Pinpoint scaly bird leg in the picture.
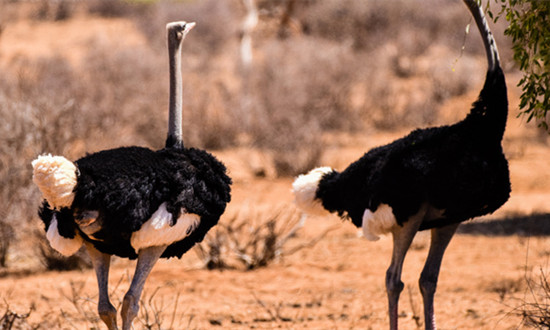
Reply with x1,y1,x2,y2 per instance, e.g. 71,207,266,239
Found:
386,205,427,330
419,223,459,330
121,245,167,330
85,241,118,330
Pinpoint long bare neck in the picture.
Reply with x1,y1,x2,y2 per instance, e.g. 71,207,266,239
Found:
463,0,500,72
462,0,508,142
166,26,184,149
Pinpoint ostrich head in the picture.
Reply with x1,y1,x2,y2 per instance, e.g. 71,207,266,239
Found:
292,166,334,216
167,21,196,45
32,154,77,209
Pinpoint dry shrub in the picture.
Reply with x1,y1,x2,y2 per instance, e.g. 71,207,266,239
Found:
0,55,100,268
295,0,470,54
0,59,82,267
195,207,335,270
0,223,14,268
6,56,84,154
252,37,360,132
296,0,395,51
0,98,34,267
292,0,498,131
485,277,525,303
86,0,144,18
77,42,167,149
248,37,361,175
363,46,482,130
137,287,184,330
516,268,550,329
0,303,35,330
56,277,184,329
195,208,304,270
59,280,104,329
266,118,323,177
33,0,75,21
180,70,240,150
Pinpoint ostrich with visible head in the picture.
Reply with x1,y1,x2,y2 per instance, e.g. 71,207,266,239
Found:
32,22,231,330
292,1,509,329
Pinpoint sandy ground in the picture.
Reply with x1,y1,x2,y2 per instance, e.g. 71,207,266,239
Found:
1,10,550,330
2,137,550,329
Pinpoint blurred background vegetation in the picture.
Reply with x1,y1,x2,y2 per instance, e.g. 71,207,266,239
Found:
0,0,534,271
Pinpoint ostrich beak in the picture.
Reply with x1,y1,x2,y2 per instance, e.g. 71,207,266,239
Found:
185,22,196,32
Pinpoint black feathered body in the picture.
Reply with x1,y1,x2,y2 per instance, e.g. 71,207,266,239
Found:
316,68,510,231
39,146,231,259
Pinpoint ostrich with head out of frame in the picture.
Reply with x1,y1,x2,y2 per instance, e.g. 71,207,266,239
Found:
32,21,232,330
292,1,510,329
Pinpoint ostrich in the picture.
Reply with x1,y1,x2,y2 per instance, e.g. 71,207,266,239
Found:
32,22,231,330
292,1,509,329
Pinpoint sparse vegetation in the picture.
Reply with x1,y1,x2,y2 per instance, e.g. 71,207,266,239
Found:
486,277,525,302
0,303,34,330
137,287,183,330
195,207,337,270
515,268,550,328
55,278,186,330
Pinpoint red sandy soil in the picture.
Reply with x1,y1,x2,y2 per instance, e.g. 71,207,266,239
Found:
2,128,549,329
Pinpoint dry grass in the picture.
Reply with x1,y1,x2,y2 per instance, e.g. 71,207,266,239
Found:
0,303,34,330
514,268,550,329
55,277,186,329
195,207,337,271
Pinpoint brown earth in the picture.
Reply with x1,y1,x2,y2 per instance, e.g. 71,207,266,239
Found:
1,10,550,330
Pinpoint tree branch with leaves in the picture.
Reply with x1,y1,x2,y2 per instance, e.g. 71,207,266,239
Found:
487,0,550,131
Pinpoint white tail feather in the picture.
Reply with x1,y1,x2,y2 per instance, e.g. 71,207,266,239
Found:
292,167,333,216
32,154,77,209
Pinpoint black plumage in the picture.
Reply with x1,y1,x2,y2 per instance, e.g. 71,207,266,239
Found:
317,68,510,230
38,146,231,259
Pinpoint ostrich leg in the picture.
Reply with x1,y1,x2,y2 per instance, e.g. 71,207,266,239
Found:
121,245,167,330
85,241,118,330
386,205,427,330
419,223,459,330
